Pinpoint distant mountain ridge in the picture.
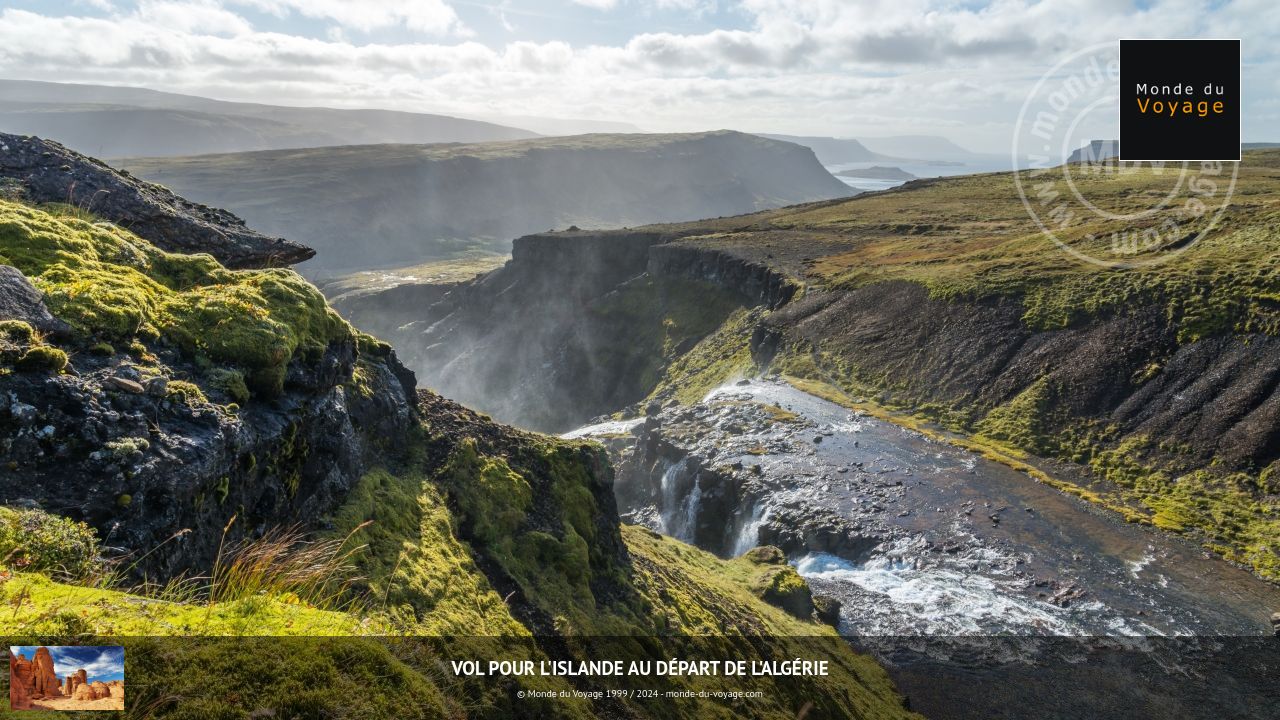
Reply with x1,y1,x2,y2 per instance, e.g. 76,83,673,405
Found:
758,134,889,164
0,79,537,156
759,133,992,166
119,130,855,275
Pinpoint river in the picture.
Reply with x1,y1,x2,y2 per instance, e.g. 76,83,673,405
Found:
567,377,1280,718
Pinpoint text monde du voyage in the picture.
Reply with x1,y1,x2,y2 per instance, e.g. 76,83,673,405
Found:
1135,82,1228,118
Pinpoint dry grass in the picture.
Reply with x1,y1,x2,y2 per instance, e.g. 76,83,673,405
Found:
208,517,372,611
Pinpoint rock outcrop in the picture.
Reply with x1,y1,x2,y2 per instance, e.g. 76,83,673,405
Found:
31,647,61,698
65,668,87,697
9,671,30,709
10,652,33,705
0,265,70,338
0,149,418,578
0,133,313,268
8,647,63,705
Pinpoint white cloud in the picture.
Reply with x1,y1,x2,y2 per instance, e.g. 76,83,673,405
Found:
229,0,467,35
49,649,123,683
569,0,620,9
137,0,253,36
0,1,1274,151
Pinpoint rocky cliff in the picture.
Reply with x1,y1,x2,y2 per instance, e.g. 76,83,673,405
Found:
0,209,417,579
378,224,777,431
389,152,1280,581
0,139,416,577
357,204,824,433
119,131,855,274
0,140,918,720
0,133,312,267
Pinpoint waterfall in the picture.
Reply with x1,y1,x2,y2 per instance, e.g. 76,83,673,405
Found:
658,458,689,535
676,477,702,543
732,504,768,557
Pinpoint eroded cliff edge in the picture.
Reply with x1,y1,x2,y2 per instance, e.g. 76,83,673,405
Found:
0,137,917,720
365,155,1280,581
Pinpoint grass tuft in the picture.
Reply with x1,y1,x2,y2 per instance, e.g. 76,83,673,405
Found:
209,520,372,612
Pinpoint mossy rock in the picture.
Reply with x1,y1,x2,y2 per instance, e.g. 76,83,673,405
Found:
166,380,208,405
207,367,250,404
0,199,355,400
0,319,35,344
1259,462,1280,495
356,332,393,358
14,345,67,373
751,565,814,619
742,544,786,565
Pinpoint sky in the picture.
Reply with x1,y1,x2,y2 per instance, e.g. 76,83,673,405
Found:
10,646,125,684
0,0,1275,153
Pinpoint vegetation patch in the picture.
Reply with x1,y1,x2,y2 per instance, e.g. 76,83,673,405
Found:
0,507,101,581
646,308,759,406
327,466,529,636
14,345,67,373
0,199,356,399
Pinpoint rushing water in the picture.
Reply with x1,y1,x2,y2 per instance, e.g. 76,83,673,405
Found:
576,378,1280,637
560,417,644,439
567,378,1280,718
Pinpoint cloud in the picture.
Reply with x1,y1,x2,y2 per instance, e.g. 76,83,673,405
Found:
0,1,1274,151
137,0,253,36
228,0,467,35
569,0,620,9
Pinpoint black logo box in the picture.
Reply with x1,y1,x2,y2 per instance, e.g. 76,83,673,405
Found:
1119,39,1240,161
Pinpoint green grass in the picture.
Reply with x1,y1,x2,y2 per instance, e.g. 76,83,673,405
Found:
646,307,758,406
326,466,531,637
0,199,356,397
0,572,375,636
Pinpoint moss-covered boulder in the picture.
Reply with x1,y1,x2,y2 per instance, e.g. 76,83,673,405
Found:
0,197,418,580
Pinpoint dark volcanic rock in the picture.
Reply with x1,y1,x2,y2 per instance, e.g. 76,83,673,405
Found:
767,280,1280,475
0,335,420,578
0,150,414,577
382,228,789,431
0,265,70,337
0,133,312,268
